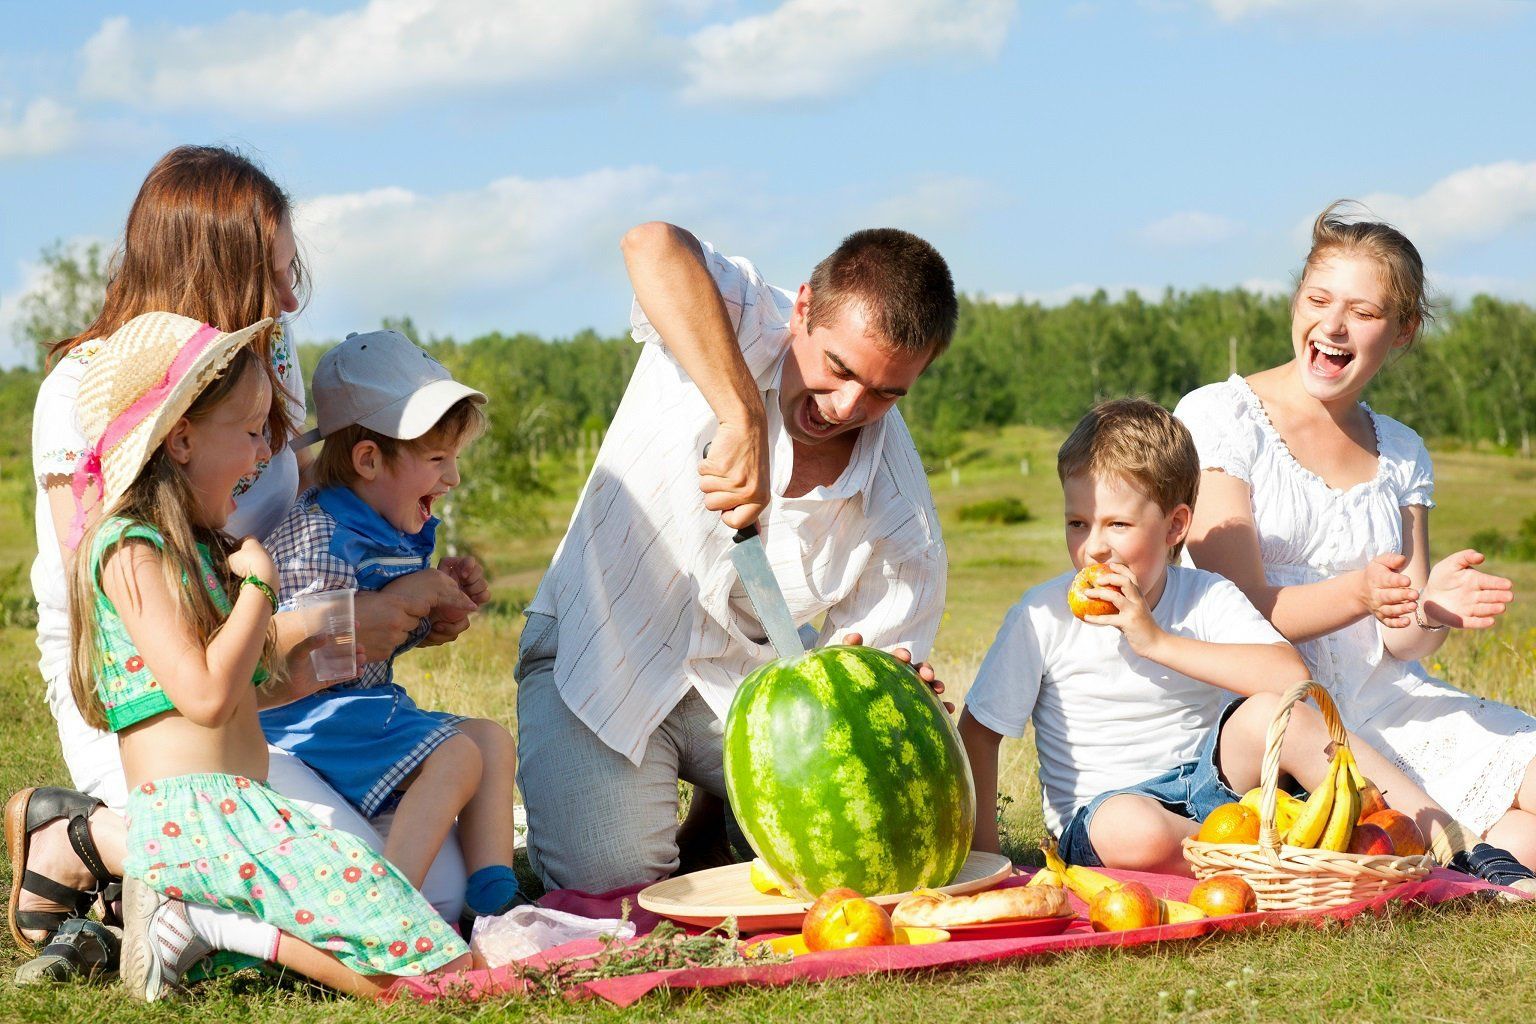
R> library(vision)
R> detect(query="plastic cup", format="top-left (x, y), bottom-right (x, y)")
top-left (294, 588), bottom-right (357, 684)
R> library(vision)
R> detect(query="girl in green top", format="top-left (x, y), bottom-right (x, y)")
top-left (67, 311), bottom-right (477, 1001)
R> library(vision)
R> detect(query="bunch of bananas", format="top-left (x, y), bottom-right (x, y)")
top-left (1285, 745), bottom-right (1365, 851)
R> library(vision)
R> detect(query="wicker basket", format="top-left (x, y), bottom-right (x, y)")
top-left (1181, 680), bottom-right (1433, 911)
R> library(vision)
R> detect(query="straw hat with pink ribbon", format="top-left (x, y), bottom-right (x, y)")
top-left (67, 310), bottom-right (273, 548)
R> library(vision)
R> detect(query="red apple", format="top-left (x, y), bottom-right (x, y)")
top-left (1068, 563), bottom-right (1121, 620)
top-left (1089, 881), bottom-right (1161, 932)
top-left (1346, 822), bottom-right (1395, 856)
top-left (802, 893), bottom-right (896, 951)
top-left (1189, 875), bottom-right (1257, 916)
top-left (1362, 810), bottom-right (1426, 856)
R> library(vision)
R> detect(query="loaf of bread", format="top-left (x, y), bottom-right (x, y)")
top-left (890, 884), bottom-right (1072, 928)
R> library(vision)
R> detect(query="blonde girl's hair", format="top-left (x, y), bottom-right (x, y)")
top-left (48, 144), bottom-right (308, 451)
top-left (1057, 397), bottom-right (1201, 561)
top-left (1298, 200), bottom-right (1436, 347)
top-left (68, 350), bottom-right (281, 731)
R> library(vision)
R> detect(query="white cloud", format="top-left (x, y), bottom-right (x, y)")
top-left (1357, 161), bottom-right (1536, 251)
top-left (0, 98), bottom-right (81, 160)
top-left (78, 0), bottom-right (668, 117)
top-left (1199, 0), bottom-right (1506, 20)
top-left (860, 175), bottom-right (996, 235)
top-left (1140, 210), bottom-right (1242, 247)
top-left (682, 0), bottom-right (1015, 102)
top-left (289, 165), bottom-right (733, 336)
top-left (1239, 276), bottom-right (1289, 297)
top-left (1429, 272), bottom-right (1536, 306)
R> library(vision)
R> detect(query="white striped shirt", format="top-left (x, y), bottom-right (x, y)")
top-left (526, 242), bottom-right (948, 765)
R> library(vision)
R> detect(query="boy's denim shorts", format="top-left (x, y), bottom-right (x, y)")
top-left (1058, 698), bottom-right (1245, 868)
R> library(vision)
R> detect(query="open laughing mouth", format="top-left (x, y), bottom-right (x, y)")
top-left (1308, 338), bottom-right (1353, 380)
top-left (802, 397), bottom-right (847, 437)
top-left (419, 493), bottom-right (438, 520)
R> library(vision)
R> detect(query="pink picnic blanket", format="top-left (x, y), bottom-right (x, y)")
top-left (388, 867), bottom-right (1520, 1008)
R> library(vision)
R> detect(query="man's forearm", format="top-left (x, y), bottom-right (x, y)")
top-left (620, 221), bottom-right (763, 427)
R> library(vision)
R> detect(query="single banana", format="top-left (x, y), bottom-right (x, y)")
top-left (1041, 839), bottom-right (1118, 902)
top-left (1160, 899), bottom-right (1208, 924)
top-left (1320, 748), bottom-right (1362, 852)
top-left (1026, 867), bottom-right (1065, 888)
top-left (1286, 748), bottom-right (1340, 848)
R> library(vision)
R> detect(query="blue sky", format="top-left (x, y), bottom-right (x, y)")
top-left (3, 1), bottom-right (1534, 367)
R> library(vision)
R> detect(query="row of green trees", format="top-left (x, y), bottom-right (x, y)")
top-left (7, 268), bottom-right (1536, 512)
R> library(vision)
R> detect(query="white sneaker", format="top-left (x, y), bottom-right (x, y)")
top-left (120, 877), bottom-right (211, 1001)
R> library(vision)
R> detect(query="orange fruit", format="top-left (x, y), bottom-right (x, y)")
top-left (1189, 874), bottom-right (1257, 916)
top-left (1068, 563), bottom-right (1120, 619)
top-left (1196, 802), bottom-right (1261, 845)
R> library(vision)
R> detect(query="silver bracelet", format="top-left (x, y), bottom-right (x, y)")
top-left (1415, 607), bottom-right (1448, 632)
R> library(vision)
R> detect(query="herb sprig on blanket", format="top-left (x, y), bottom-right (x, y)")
top-left (511, 902), bottom-right (792, 997)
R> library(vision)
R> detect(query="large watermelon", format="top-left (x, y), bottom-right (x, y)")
top-left (722, 644), bottom-right (975, 897)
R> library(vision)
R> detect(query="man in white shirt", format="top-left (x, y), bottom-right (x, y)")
top-left (516, 223), bottom-right (957, 891)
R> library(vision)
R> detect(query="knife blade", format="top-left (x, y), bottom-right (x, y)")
top-left (728, 523), bottom-right (804, 659)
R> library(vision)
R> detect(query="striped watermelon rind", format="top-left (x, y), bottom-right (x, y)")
top-left (722, 645), bottom-right (976, 897)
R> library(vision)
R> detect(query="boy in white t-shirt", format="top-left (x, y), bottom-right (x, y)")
top-left (964, 398), bottom-right (1536, 885)
top-left (961, 398), bottom-right (1310, 871)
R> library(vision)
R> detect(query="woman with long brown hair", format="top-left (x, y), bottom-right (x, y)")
top-left (7, 145), bottom-right (468, 984)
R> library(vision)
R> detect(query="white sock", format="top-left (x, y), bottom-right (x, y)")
top-left (183, 902), bottom-right (281, 961)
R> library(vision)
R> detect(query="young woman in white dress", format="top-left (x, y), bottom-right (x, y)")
top-left (1175, 202), bottom-right (1536, 872)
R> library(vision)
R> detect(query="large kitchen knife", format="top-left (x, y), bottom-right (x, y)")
top-left (728, 523), bottom-right (805, 659)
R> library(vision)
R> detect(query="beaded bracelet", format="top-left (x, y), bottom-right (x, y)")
top-left (1415, 606), bottom-right (1448, 632)
top-left (241, 575), bottom-right (278, 613)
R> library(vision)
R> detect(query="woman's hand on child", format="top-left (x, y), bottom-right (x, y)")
top-left (1081, 564), bottom-right (1161, 656)
top-left (1361, 553), bottom-right (1418, 628)
top-left (1420, 549), bottom-right (1514, 630)
top-left (356, 587), bottom-right (434, 663)
top-left (438, 556), bottom-right (490, 607)
top-left (843, 632), bottom-right (953, 713)
top-left (228, 536), bottom-right (277, 589)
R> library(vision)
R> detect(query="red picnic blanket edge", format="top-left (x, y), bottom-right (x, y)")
top-left (385, 867), bottom-right (1521, 1008)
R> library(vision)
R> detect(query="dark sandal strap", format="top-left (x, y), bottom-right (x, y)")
top-left (13, 908), bottom-right (73, 934)
top-left (21, 869), bottom-right (96, 916)
top-left (66, 813), bottom-right (115, 888)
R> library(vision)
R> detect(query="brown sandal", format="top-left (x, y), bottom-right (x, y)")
top-left (5, 787), bottom-right (118, 955)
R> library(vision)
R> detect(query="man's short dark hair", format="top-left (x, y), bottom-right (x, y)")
top-left (806, 228), bottom-right (958, 358)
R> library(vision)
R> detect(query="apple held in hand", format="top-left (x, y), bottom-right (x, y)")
top-left (1068, 563), bottom-right (1120, 620)
top-left (801, 889), bottom-right (897, 951)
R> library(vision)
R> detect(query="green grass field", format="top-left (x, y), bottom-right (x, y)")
top-left (4, 424), bottom-right (1536, 1021)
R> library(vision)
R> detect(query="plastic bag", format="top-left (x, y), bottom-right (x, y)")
top-left (470, 904), bottom-right (637, 967)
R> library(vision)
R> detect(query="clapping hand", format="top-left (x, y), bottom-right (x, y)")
top-left (1363, 553), bottom-right (1419, 629)
top-left (1419, 549), bottom-right (1514, 630)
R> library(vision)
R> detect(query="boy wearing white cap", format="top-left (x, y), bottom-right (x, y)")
top-left (260, 330), bottom-right (524, 927)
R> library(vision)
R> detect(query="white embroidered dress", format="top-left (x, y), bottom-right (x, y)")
top-left (1176, 375), bottom-right (1536, 835)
